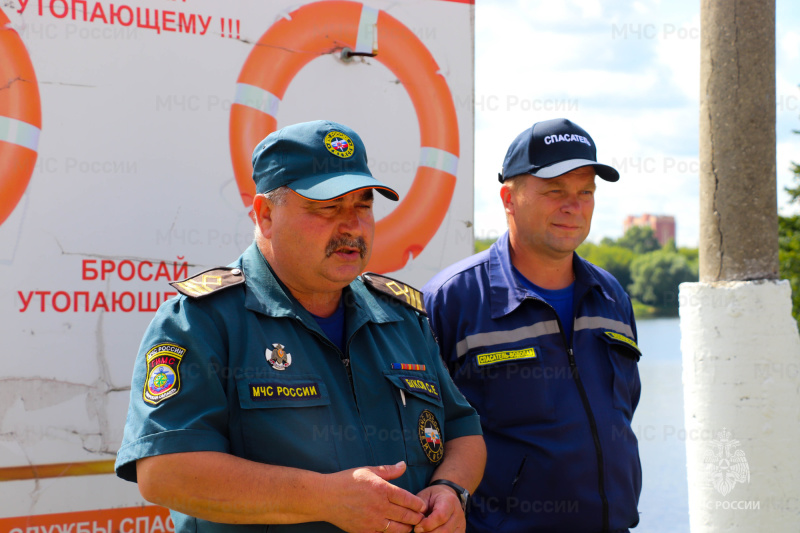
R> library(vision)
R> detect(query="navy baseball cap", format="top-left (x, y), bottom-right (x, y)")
top-left (499, 118), bottom-right (619, 183)
top-left (252, 120), bottom-right (399, 201)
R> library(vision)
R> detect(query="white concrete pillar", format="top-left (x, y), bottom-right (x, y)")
top-left (680, 281), bottom-right (800, 530)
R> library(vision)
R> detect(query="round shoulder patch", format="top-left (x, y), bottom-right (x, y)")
top-left (324, 131), bottom-right (355, 158)
top-left (418, 409), bottom-right (444, 464)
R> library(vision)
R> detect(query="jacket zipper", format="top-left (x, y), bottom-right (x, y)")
top-left (532, 297), bottom-right (610, 533)
top-left (303, 321), bottom-right (355, 395)
top-left (342, 336), bottom-right (355, 394)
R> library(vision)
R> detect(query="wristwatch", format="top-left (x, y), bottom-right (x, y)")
top-left (428, 479), bottom-right (470, 512)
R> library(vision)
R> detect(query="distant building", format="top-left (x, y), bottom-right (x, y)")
top-left (624, 214), bottom-right (676, 246)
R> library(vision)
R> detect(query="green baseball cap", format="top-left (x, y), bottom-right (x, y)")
top-left (251, 120), bottom-right (399, 201)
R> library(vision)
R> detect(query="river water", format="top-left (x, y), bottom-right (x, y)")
top-left (635, 316), bottom-right (690, 532)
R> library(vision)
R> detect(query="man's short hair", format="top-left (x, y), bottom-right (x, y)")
top-left (503, 175), bottom-right (526, 191)
top-left (263, 185), bottom-right (290, 206)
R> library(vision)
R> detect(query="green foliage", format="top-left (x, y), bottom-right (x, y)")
top-left (779, 215), bottom-right (800, 323)
top-left (630, 299), bottom-right (659, 319)
top-left (678, 246), bottom-right (699, 273)
top-left (786, 157), bottom-right (800, 203)
top-left (779, 119), bottom-right (800, 327)
top-left (586, 226), bottom-right (698, 316)
top-left (616, 225), bottom-right (662, 254)
top-left (628, 250), bottom-right (698, 310)
top-left (471, 227), bottom-right (702, 316)
top-left (577, 241), bottom-right (636, 290)
top-left (474, 238), bottom-right (496, 253)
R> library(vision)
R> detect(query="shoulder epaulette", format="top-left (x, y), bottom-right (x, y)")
top-left (170, 267), bottom-right (245, 299)
top-left (362, 272), bottom-right (426, 315)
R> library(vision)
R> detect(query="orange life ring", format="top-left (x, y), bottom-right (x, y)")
top-left (0, 8), bottom-right (41, 228)
top-left (229, 1), bottom-right (459, 274)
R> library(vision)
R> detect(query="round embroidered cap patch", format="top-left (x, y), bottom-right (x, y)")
top-left (324, 131), bottom-right (355, 158)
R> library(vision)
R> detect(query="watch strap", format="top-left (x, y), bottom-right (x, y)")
top-left (428, 479), bottom-right (469, 512)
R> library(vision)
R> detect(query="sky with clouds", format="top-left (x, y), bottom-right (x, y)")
top-left (473, 0), bottom-right (800, 248)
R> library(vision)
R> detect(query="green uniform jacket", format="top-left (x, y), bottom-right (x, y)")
top-left (116, 242), bottom-right (482, 533)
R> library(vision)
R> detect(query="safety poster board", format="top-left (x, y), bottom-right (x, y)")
top-left (0, 0), bottom-right (474, 521)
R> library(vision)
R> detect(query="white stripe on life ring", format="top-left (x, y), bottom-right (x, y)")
top-left (234, 83), bottom-right (281, 118)
top-left (419, 147), bottom-right (458, 176)
top-left (0, 116), bottom-right (40, 152)
top-left (355, 5), bottom-right (379, 54)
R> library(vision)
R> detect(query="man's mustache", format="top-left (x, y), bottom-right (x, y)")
top-left (325, 236), bottom-right (368, 258)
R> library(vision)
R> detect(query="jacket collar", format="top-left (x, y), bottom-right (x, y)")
top-left (487, 231), bottom-right (614, 319)
top-left (239, 242), bottom-right (401, 334)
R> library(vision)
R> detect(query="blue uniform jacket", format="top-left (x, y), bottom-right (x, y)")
top-left (116, 242), bottom-right (482, 533)
top-left (423, 232), bottom-right (641, 533)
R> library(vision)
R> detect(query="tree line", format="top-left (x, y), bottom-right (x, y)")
top-left (476, 225), bottom-right (697, 318)
top-left (778, 134), bottom-right (800, 328)
top-left (578, 227), bottom-right (697, 317)
top-left (475, 125), bottom-right (800, 325)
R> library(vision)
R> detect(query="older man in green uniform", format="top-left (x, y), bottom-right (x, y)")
top-left (115, 120), bottom-right (486, 533)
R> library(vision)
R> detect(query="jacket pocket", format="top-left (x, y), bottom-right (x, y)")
top-left (485, 455), bottom-right (529, 532)
top-left (599, 331), bottom-right (642, 418)
top-left (384, 372), bottom-right (446, 467)
top-left (235, 373), bottom-right (337, 471)
top-left (474, 345), bottom-right (557, 427)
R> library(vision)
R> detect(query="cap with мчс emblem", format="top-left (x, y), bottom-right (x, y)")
top-left (251, 120), bottom-right (399, 202)
top-left (499, 117), bottom-right (619, 183)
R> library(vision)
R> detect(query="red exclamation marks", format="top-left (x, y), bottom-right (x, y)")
top-left (220, 18), bottom-right (241, 39)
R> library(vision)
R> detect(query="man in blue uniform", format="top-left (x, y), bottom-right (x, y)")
top-left (423, 118), bottom-right (641, 533)
top-left (116, 120), bottom-right (486, 533)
